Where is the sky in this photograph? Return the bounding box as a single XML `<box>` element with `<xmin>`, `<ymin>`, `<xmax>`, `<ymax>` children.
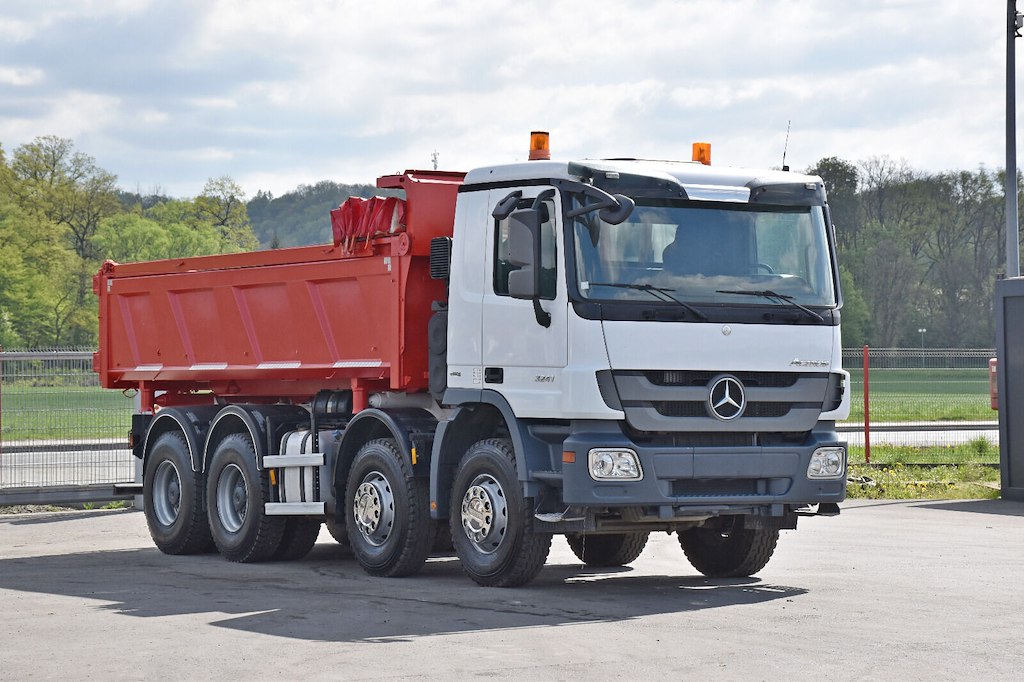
<box><xmin>0</xmin><ymin>0</ymin><xmax>1015</xmax><ymax>199</ymax></box>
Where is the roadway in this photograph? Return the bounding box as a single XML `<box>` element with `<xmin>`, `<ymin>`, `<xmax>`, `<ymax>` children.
<box><xmin>0</xmin><ymin>500</ymin><xmax>1021</xmax><ymax>679</ymax></box>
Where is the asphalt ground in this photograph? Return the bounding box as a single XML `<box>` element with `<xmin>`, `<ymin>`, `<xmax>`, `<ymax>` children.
<box><xmin>1</xmin><ymin>499</ymin><xmax>1022</xmax><ymax>680</ymax></box>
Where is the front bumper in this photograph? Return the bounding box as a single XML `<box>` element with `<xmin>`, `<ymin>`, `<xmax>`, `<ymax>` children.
<box><xmin>560</xmin><ymin>421</ymin><xmax>846</xmax><ymax>514</ymax></box>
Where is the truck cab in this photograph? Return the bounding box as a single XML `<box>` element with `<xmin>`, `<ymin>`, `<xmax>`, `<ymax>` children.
<box><xmin>431</xmin><ymin>155</ymin><xmax>848</xmax><ymax>581</ymax></box>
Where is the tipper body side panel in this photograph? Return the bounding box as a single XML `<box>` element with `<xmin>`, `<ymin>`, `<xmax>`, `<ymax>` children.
<box><xmin>93</xmin><ymin>170</ymin><xmax>463</xmax><ymax>403</ymax></box>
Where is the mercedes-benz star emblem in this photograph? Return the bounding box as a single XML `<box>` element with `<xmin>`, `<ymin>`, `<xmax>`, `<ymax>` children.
<box><xmin>707</xmin><ymin>375</ymin><xmax>746</xmax><ymax>421</ymax></box>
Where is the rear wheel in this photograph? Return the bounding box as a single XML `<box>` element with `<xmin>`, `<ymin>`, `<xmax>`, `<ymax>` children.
<box><xmin>450</xmin><ymin>439</ymin><xmax>551</xmax><ymax>587</ymax></box>
<box><xmin>432</xmin><ymin>520</ymin><xmax>454</xmax><ymax>554</ymax></box>
<box><xmin>566</xmin><ymin>532</ymin><xmax>649</xmax><ymax>567</ymax></box>
<box><xmin>273</xmin><ymin>518</ymin><xmax>322</xmax><ymax>561</ymax></box>
<box><xmin>143</xmin><ymin>432</ymin><xmax>213</xmax><ymax>554</ymax></box>
<box><xmin>206</xmin><ymin>433</ymin><xmax>286</xmax><ymax>562</ymax></box>
<box><xmin>678</xmin><ymin>516</ymin><xmax>779</xmax><ymax>578</ymax></box>
<box><xmin>344</xmin><ymin>438</ymin><xmax>434</xmax><ymax>577</ymax></box>
<box><xmin>324</xmin><ymin>516</ymin><xmax>353</xmax><ymax>555</ymax></box>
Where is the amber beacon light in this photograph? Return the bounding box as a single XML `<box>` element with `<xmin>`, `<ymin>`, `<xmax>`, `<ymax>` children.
<box><xmin>692</xmin><ymin>141</ymin><xmax>711</xmax><ymax>165</ymax></box>
<box><xmin>529</xmin><ymin>131</ymin><xmax>551</xmax><ymax>160</ymax></box>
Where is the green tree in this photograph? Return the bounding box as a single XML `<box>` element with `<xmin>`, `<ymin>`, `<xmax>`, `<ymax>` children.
<box><xmin>92</xmin><ymin>214</ymin><xmax>172</xmax><ymax>263</ymax></box>
<box><xmin>0</xmin><ymin>146</ymin><xmax>79</xmax><ymax>346</ymax></box>
<box><xmin>93</xmin><ymin>213</ymin><xmax>224</xmax><ymax>263</ymax></box>
<box><xmin>247</xmin><ymin>180</ymin><xmax>389</xmax><ymax>248</ymax></box>
<box><xmin>838</xmin><ymin>265</ymin><xmax>870</xmax><ymax>348</ymax></box>
<box><xmin>5</xmin><ymin>135</ymin><xmax>119</xmax><ymax>260</ymax></box>
<box><xmin>195</xmin><ymin>176</ymin><xmax>258</xmax><ymax>251</ymax></box>
<box><xmin>808</xmin><ymin>157</ymin><xmax>861</xmax><ymax>250</ymax></box>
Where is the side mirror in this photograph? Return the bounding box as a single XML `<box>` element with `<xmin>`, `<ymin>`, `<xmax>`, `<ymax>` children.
<box><xmin>507</xmin><ymin>208</ymin><xmax>540</xmax><ymax>299</ymax></box>
<box><xmin>599</xmin><ymin>194</ymin><xmax>635</xmax><ymax>225</ymax></box>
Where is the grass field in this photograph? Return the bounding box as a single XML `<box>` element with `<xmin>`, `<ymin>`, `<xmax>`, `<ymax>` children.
<box><xmin>0</xmin><ymin>368</ymin><xmax>996</xmax><ymax>439</ymax></box>
<box><xmin>841</xmin><ymin>367</ymin><xmax>993</xmax><ymax>422</ymax></box>
<box><xmin>846</xmin><ymin>462</ymin><xmax>1000</xmax><ymax>500</ymax></box>
<box><xmin>848</xmin><ymin>438</ymin><xmax>999</xmax><ymax>464</ymax></box>
<box><xmin>0</xmin><ymin>384</ymin><xmax>132</xmax><ymax>441</ymax></box>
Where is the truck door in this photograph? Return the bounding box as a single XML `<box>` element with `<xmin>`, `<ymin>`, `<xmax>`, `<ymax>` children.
<box><xmin>481</xmin><ymin>187</ymin><xmax>568</xmax><ymax>416</ymax></box>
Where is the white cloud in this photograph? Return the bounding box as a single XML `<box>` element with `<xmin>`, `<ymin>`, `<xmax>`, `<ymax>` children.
<box><xmin>0</xmin><ymin>0</ymin><xmax>1017</xmax><ymax>197</ymax></box>
<box><xmin>0</xmin><ymin>91</ymin><xmax>121</xmax><ymax>146</ymax></box>
<box><xmin>0</xmin><ymin>66</ymin><xmax>44</xmax><ymax>86</ymax></box>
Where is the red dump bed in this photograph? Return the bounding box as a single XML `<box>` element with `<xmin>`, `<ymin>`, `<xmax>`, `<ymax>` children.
<box><xmin>94</xmin><ymin>170</ymin><xmax>464</xmax><ymax>407</ymax></box>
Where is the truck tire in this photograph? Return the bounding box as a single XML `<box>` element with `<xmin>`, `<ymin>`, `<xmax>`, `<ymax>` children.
<box><xmin>344</xmin><ymin>438</ymin><xmax>433</xmax><ymax>577</ymax></box>
<box><xmin>678</xmin><ymin>517</ymin><xmax>779</xmax><ymax>578</ymax></box>
<box><xmin>450</xmin><ymin>438</ymin><xmax>552</xmax><ymax>587</ymax></box>
<box><xmin>432</xmin><ymin>520</ymin><xmax>454</xmax><ymax>554</ymax></box>
<box><xmin>206</xmin><ymin>433</ymin><xmax>286</xmax><ymax>562</ymax></box>
<box><xmin>143</xmin><ymin>432</ymin><xmax>213</xmax><ymax>555</ymax></box>
<box><xmin>324</xmin><ymin>516</ymin><xmax>353</xmax><ymax>556</ymax></box>
<box><xmin>273</xmin><ymin>518</ymin><xmax>321</xmax><ymax>561</ymax></box>
<box><xmin>566</xmin><ymin>532</ymin><xmax>649</xmax><ymax>567</ymax></box>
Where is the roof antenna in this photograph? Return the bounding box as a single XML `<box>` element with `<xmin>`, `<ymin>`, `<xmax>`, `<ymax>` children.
<box><xmin>781</xmin><ymin>120</ymin><xmax>791</xmax><ymax>172</ymax></box>
<box><xmin>431</xmin><ymin>150</ymin><xmax>439</xmax><ymax>171</ymax></box>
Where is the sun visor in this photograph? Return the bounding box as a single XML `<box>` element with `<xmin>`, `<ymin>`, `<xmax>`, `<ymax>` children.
<box><xmin>680</xmin><ymin>184</ymin><xmax>751</xmax><ymax>202</ymax></box>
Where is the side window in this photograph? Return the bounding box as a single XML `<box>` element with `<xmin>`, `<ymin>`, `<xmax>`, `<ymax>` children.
<box><xmin>493</xmin><ymin>198</ymin><xmax>557</xmax><ymax>300</ymax></box>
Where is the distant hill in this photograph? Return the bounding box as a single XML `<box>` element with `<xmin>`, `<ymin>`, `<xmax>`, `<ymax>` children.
<box><xmin>247</xmin><ymin>180</ymin><xmax>401</xmax><ymax>248</ymax></box>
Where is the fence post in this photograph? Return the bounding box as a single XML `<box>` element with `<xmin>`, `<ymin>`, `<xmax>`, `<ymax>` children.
<box><xmin>862</xmin><ymin>345</ymin><xmax>871</xmax><ymax>464</ymax></box>
<box><xmin>0</xmin><ymin>346</ymin><xmax>4</xmax><ymax>485</ymax></box>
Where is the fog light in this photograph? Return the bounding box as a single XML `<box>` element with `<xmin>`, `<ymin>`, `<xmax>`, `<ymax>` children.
<box><xmin>807</xmin><ymin>447</ymin><xmax>846</xmax><ymax>479</ymax></box>
<box><xmin>588</xmin><ymin>448</ymin><xmax>642</xmax><ymax>481</ymax></box>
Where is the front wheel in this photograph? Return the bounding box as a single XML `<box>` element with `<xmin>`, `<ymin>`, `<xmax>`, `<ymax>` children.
<box><xmin>678</xmin><ymin>517</ymin><xmax>779</xmax><ymax>578</ymax></box>
<box><xmin>344</xmin><ymin>438</ymin><xmax>433</xmax><ymax>577</ymax></box>
<box><xmin>566</xmin><ymin>532</ymin><xmax>649</xmax><ymax>567</ymax></box>
<box><xmin>450</xmin><ymin>439</ymin><xmax>551</xmax><ymax>587</ymax></box>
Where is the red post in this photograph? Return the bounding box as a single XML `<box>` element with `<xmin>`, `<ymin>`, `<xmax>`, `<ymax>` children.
<box><xmin>138</xmin><ymin>381</ymin><xmax>155</xmax><ymax>414</ymax></box>
<box><xmin>863</xmin><ymin>345</ymin><xmax>871</xmax><ymax>464</ymax></box>
<box><xmin>0</xmin><ymin>346</ymin><xmax>4</xmax><ymax>464</ymax></box>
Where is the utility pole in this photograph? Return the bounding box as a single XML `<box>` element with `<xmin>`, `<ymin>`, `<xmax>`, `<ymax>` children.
<box><xmin>1007</xmin><ymin>1</ymin><xmax>1022</xmax><ymax>278</ymax></box>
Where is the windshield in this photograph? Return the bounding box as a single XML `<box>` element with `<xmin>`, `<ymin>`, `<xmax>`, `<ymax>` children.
<box><xmin>572</xmin><ymin>199</ymin><xmax>836</xmax><ymax>307</ymax></box>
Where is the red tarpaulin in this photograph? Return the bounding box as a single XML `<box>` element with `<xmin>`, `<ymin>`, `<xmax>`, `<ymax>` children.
<box><xmin>330</xmin><ymin>196</ymin><xmax>406</xmax><ymax>252</ymax></box>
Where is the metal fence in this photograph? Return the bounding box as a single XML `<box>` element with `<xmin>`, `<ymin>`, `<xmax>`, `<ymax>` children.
<box><xmin>839</xmin><ymin>347</ymin><xmax>997</xmax><ymax>452</ymax></box>
<box><xmin>0</xmin><ymin>346</ymin><xmax>1002</xmax><ymax>505</ymax></box>
<box><xmin>0</xmin><ymin>349</ymin><xmax>137</xmax><ymax>505</ymax></box>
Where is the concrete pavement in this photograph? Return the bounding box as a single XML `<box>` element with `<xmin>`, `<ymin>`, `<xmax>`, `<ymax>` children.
<box><xmin>1</xmin><ymin>499</ymin><xmax>1022</xmax><ymax>679</ymax></box>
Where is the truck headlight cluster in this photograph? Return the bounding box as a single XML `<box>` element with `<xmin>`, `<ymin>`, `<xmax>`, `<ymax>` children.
<box><xmin>807</xmin><ymin>447</ymin><xmax>846</xmax><ymax>480</ymax></box>
<box><xmin>588</xmin><ymin>448</ymin><xmax>643</xmax><ymax>481</ymax></box>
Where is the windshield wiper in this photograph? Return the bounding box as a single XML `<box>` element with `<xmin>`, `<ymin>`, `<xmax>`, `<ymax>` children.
<box><xmin>716</xmin><ymin>289</ymin><xmax>824</xmax><ymax>322</ymax></box>
<box><xmin>590</xmin><ymin>282</ymin><xmax>708</xmax><ymax>321</ymax></box>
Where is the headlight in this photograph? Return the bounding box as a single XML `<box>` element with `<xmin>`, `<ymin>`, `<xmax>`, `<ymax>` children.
<box><xmin>588</xmin><ymin>448</ymin><xmax>643</xmax><ymax>481</ymax></box>
<box><xmin>807</xmin><ymin>447</ymin><xmax>846</xmax><ymax>479</ymax></box>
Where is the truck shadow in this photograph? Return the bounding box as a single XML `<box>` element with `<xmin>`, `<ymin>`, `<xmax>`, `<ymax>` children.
<box><xmin>0</xmin><ymin>541</ymin><xmax>806</xmax><ymax>643</ymax></box>
<box><xmin>913</xmin><ymin>498</ymin><xmax>1024</xmax><ymax>517</ymax></box>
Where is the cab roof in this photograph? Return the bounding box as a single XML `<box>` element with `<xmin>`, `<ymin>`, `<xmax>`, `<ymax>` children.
<box><xmin>463</xmin><ymin>158</ymin><xmax>825</xmax><ymax>204</ymax></box>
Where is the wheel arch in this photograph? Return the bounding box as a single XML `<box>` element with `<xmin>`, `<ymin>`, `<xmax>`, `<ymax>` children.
<box><xmin>203</xmin><ymin>404</ymin><xmax>310</xmax><ymax>473</ymax></box>
<box><xmin>333</xmin><ymin>407</ymin><xmax>438</xmax><ymax>525</ymax></box>
<box><xmin>430</xmin><ymin>389</ymin><xmax>552</xmax><ymax>519</ymax></box>
<box><xmin>143</xmin><ymin>406</ymin><xmax>221</xmax><ymax>473</ymax></box>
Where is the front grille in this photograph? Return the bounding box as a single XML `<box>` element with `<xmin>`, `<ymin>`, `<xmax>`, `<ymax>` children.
<box><xmin>651</xmin><ymin>401</ymin><xmax>791</xmax><ymax>418</ymax></box>
<box><xmin>671</xmin><ymin>478</ymin><xmax>760</xmax><ymax>497</ymax></box>
<box><xmin>613</xmin><ymin>369</ymin><xmax>829</xmax><ymax>433</ymax></box>
<box><xmin>645</xmin><ymin>370</ymin><xmax>811</xmax><ymax>388</ymax></box>
<box><xmin>650</xmin><ymin>401</ymin><xmax>705</xmax><ymax>418</ymax></box>
<box><xmin>627</xmin><ymin>430</ymin><xmax>759</xmax><ymax>447</ymax></box>
<box><xmin>670</xmin><ymin>477</ymin><xmax>792</xmax><ymax>498</ymax></box>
